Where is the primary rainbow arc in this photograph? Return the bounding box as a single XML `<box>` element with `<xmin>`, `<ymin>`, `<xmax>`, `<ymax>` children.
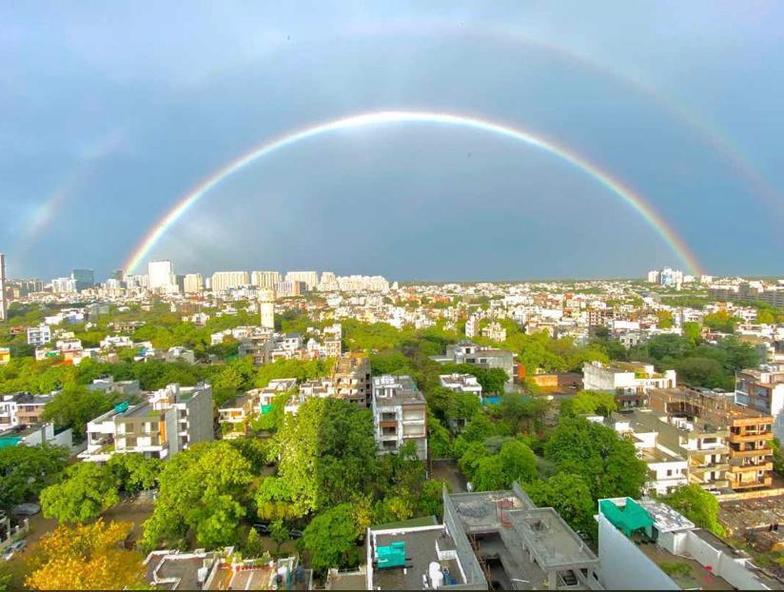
<box><xmin>123</xmin><ymin>110</ymin><xmax>702</xmax><ymax>275</ymax></box>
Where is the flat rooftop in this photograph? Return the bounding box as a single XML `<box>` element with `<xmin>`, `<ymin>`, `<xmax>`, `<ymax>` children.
<box><xmin>370</xmin><ymin>524</ymin><xmax>464</xmax><ymax>590</ymax></box>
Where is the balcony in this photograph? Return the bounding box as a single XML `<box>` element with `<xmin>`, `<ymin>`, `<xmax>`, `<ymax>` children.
<box><xmin>731</xmin><ymin>476</ymin><xmax>773</xmax><ymax>490</ymax></box>
<box><xmin>730</xmin><ymin>448</ymin><xmax>773</xmax><ymax>458</ymax></box>
<box><xmin>689</xmin><ymin>462</ymin><xmax>730</xmax><ymax>473</ymax></box>
<box><xmin>730</xmin><ymin>432</ymin><xmax>774</xmax><ymax>443</ymax></box>
<box><xmin>729</xmin><ymin>461</ymin><xmax>773</xmax><ymax>472</ymax></box>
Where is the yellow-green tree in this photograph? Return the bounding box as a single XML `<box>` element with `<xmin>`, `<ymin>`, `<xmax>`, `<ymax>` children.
<box><xmin>25</xmin><ymin>520</ymin><xmax>144</xmax><ymax>590</ymax></box>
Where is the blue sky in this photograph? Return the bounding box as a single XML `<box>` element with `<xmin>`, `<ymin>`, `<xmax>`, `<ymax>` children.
<box><xmin>1</xmin><ymin>1</ymin><xmax>782</xmax><ymax>281</ymax></box>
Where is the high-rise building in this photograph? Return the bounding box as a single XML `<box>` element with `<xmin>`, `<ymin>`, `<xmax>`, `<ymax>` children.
<box><xmin>148</xmin><ymin>260</ymin><xmax>176</xmax><ymax>292</ymax></box>
<box><xmin>71</xmin><ymin>268</ymin><xmax>95</xmax><ymax>291</ymax></box>
<box><xmin>250</xmin><ymin>271</ymin><xmax>280</xmax><ymax>290</ymax></box>
<box><xmin>51</xmin><ymin>277</ymin><xmax>77</xmax><ymax>293</ymax></box>
<box><xmin>285</xmin><ymin>271</ymin><xmax>318</xmax><ymax>291</ymax></box>
<box><xmin>183</xmin><ymin>273</ymin><xmax>204</xmax><ymax>294</ymax></box>
<box><xmin>210</xmin><ymin>271</ymin><xmax>249</xmax><ymax>292</ymax></box>
<box><xmin>0</xmin><ymin>254</ymin><xmax>6</xmax><ymax>322</ymax></box>
<box><xmin>258</xmin><ymin>289</ymin><xmax>275</xmax><ymax>330</ymax></box>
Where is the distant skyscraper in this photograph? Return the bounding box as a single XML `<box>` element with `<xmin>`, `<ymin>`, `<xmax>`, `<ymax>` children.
<box><xmin>259</xmin><ymin>289</ymin><xmax>275</xmax><ymax>330</ymax></box>
<box><xmin>148</xmin><ymin>260</ymin><xmax>176</xmax><ymax>292</ymax></box>
<box><xmin>71</xmin><ymin>269</ymin><xmax>95</xmax><ymax>291</ymax></box>
<box><xmin>210</xmin><ymin>271</ymin><xmax>249</xmax><ymax>292</ymax></box>
<box><xmin>51</xmin><ymin>277</ymin><xmax>77</xmax><ymax>293</ymax></box>
<box><xmin>183</xmin><ymin>273</ymin><xmax>204</xmax><ymax>294</ymax></box>
<box><xmin>250</xmin><ymin>271</ymin><xmax>281</xmax><ymax>290</ymax></box>
<box><xmin>0</xmin><ymin>254</ymin><xmax>6</xmax><ymax>322</ymax></box>
<box><xmin>285</xmin><ymin>271</ymin><xmax>318</xmax><ymax>291</ymax></box>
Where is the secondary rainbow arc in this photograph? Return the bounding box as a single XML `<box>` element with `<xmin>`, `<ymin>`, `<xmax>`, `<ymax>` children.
<box><xmin>123</xmin><ymin>110</ymin><xmax>702</xmax><ymax>275</ymax></box>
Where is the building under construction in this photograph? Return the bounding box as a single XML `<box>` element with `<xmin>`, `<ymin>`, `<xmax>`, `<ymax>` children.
<box><xmin>649</xmin><ymin>388</ymin><xmax>773</xmax><ymax>490</ymax></box>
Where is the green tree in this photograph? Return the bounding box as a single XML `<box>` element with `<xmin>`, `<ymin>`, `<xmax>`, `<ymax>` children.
<box><xmin>544</xmin><ymin>417</ymin><xmax>647</xmax><ymax>501</ymax></box>
<box><xmin>0</xmin><ymin>445</ymin><xmax>68</xmax><ymax>512</ymax></box>
<box><xmin>270</xmin><ymin>519</ymin><xmax>289</xmax><ymax>555</ymax></box>
<box><xmin>663</xmin><ymin>484</ymin><xmax>725</xmax><ymax>537</ymax></box>
<box><xmin>142</xmin><ymin>441</ymin><xmax>253</xmax><ymax>549</ymax></box>
<box><xmin>566</xmin><ymin>391</ymin><xmax>617</xmax><ymax>417</ymax></box>
<box><xmin>683</xmin><ymin>321</ymin><xmax>701</xmax><ymax>344</ymax></box>
<box><xmin>107</xmin><ymin>453</ymin><xmax>162</xmax><ymax>494</ymax></box>
<box><xmin>525</xmin><ymin>474</ymin><xmax>596</xmax><ymax>536</ymax></box>
<box><xmin>703</xmin><ymin>311</ymin><xmax>739</xmax><ymax>334</ymax></box>
<box><xmin>301</xmin><ymin>504</ymin><xmax>361</xmax><ymax>572</ymax></box>
<box><xmin>40</xmin><ymin>463</ymin><xmax>120</xmax><ymax>523</ymax></box>
<box><xmin>42</xmin><ymin>384</ymin><xmax>115</xmax><ymax>442</ymax></box>
<box><xmin>245</xmin><ymin>527</ymin><xmax>263</xmax><ymax>558</ymax></box>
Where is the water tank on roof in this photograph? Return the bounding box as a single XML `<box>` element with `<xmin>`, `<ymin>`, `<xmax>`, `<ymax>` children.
<box><xmin>114</xmin><ymin>401</ymin><xmax>129</xmax><ymax>414</ymax></box>
<box><xmin>429</xmin><ymin>562</ymin><xmax>444</xmax><ymax>589</ymax></box>
<box><xmin>376</xmin><ymin>541</ymin><xmax>406</xmax><ymax>569</ymax></box>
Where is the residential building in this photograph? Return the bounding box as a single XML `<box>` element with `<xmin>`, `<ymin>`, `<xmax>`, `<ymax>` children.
<box><xmin>332</xmin><ymin>353</ymin><xmax>371</xmax><ymax>406</ymax></box>
<box><xmin>0</xmin><ymin>393</ymin><xmax>53</xmax><ymax>427</ymax></box>
<box><xmin>250</xmin><ymin>270</ymin><xmax>281</xmax><ymax>290</ymax></box>
<box><xmin>0</xmin><ymin>254</ymin><xmax>6</xmax><ymax>322</ymax></box>
<box><xmin>218</xmin><ymin>393</ymin><xmax>256</xmax><ymax>439</ymax></box>
<box><xmin>145</xmin><ymin>549</ymin><xmax>311</xmax><ymax>591</ymax></box>
<box><xmin>70</xmin><ymin>268</ymin><xmax>94</xmax><ymax>291</ymax></box>
<box><xmin>275</xmin><ymin>280</ymin><xmax>303</xmax><ymax>297</ymax></box>
<box><xmin>259</xmin><ymin>289</ymin><xmax>275</xmax><ymax>330</ymax></box>
<box><xmin>210</xmin><ymin>271</ymin><xmax>249</xmax><ymax>292</ymax></box>
<box><xmin>363</xmin><ymin>515</ymin><xmax>486</xmax><ymax>591</ymax></box>
<box><xmin>80</xmin><ymin>383</ymin><xmax>213</xmax><ymax>462</ymax></box>
<box><xmin>256</xmin><ymin>378</ymin><xmax>298</xmax><ymax>414</ymax></box>
<box><xmin>433</xmin><ymin>342</ymin><xmax>514</xmax><ymax>392</ymax></box>
<box><xmin>446</xmin><ymin>485</ymin><xmax>601</xmax><ymax>590</ymax></box>
<box><xmin>606</xmin><ymin>411</ymin><xmax>688</xmax><ymax>496</ymax></box>
<box><xmin>480</xmin><ymin>321</ymin><xmax>507</xmax><ymax>343</ymax></box>
<box><xmin>583</xmin><ymin>360</ymin><xmax>676</xmax><ymax>405</ymax></box>
<box><xmin>371</xmin><ymin>375</ymin><xmax>427</xmax><ymax>460</ymax></box>
<box><xmin>597</xmin><ymin>497</ymin><xmax>778</xmax><ymax>590</ymax></box>
<box><xmin>26</xmin><ymin>324</ymin><xmax>52</xmax><ymax>346</ymax></box>
<box><xmin>165</xmin><ymin>346</ymin><xmax>196</xmax><ymax>364</ymax></box>
<box><xmin>285</xmin><ymin>271</ymin><xmax>318</xmax><ymax>291</ymax></box>
<box><xmin>51</xmin><ymin>276</ymin><xmax>77</xmax><ymax>293</ymax></box>
<box><xmin>87</xmin><ymin>377</ymin><xmax>141</xmax><ymax>397</ymax></box>
<box><xmin>735</xmin><ymin>368</ymin><xmax>784</xmax><ymax>441</ymax></box>
<box><xmin>651</xmin><ymin>388</ymin><xmax>774</xmax><ymax>490</ymax></box>
<box><xmin>465</xmin><ymin>315</ymin><xmax>478</xmax><ymax>338</ymax></box>
<box><xmin>439</xmin><ymin>373</ymin><xmax>483</xmax><ymax>400</ymax></box>
<box><xmin>0</xmin><ymin>423</ymin><xmax>72</xmax><ymax>449</ymax></box>
<box><xmin>183</xmin><ymin>273</ymin><xmax>204</xmax><ymax>293</ymax></box>
<box><xmin>148</xmin><ymin>260</ymin><xmax>176</xmax><ymax>292</ymax></box>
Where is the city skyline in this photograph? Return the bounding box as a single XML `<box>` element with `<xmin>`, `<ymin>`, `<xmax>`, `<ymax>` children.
<box><xmin>2</xmin><ymin>1</ymin><xmax>784</xmax><ymax>279</ymax></box>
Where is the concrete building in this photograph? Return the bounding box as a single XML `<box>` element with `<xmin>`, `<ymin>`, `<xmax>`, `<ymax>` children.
<box><xmin>210</xmin><ymin>271</ymin><xmax>249</xmax><ymax>292</ymax></box>
<box><xmin>0</xmin><ymin>423</ymin><xmax>72</xmax><ymax>449</ymax></box>
<box><xmin>481</xmin><ymin>321</ymin><xmax>507</xmax><ymax>343</ymax></box>
<box><xmin>183</xmin><ymin>273</ymin><xmax>204</xmax><ymax>294</ymax></box>
<box><xmin>332</xmin><ymin>353</ymin><xmax>371</xmax><ymax>406</ymax></box>
<box><xmin>433</xmin><ymin>342</ymin><xmax>515</xmax><ymax>392</ymax></box>
<box><xmin>597</xmin><ymin>497</ymin><xmax>778</xmax><ymax>590</ymax></box>
<box><xmin>371</xmin><ymin>375</ymin><xmax>427</xmax><ymax>460</ymax></box>
<box><xmin>285</xmin><ymin>271</ymin><xmax>318</xmax><ymax>291</ymax></box>
<box><xmin>148</xmin><ymin>260</ymin><xmax>176</xmax><ymax>292</ymax></box>
<box><xmin>362</xmin><ymin>516</ymin><xmax>487</xmax><ymax>591</ymax></box>
<box><xmin>446</xmin><ymin>485</ymin><xmax>602</xmax><ymax>590</ymax></box>
<box><xmin>651</xmin><ymin>388</ymin><xmax>774</xmax><ymax>491</ymax></box>
<box><xmin>0</xmin><ymin>393</ymin><xmax>53</xmax><ymax>427</ymax></box>
<box><xmin>51</xmin><ymin>276</ymin><xmax>77</xmax><ymax>293</ymax></box>
<box><xmin>26</xmin><ymin>324</ymin><xmax>52</xmax><ymax>346</ymax></box>
<box><xmin>80</xmin><ymin>383</ymin><xmax>213</xmax><ymax>462</ymax></box>
<box><xmin>259</xmin><ymin>289</ymin><xmax>275</xmax><ymax>330</ymax></box>
<box><xmin>439</xmin><ymin>373</ymin><xmax>483</xmax><ymax>399</ymax></box>
<box><xmin>0</xmin><ymin>254</ymin><xmax>6</xmax><ymax>322</ymax></box>
<box><xmin>735</xmin><ymin>368</ymin><xmax>784</xmax><ymax>441</ymax></box>
<box><xmin>87</xmin><ymin>377</ymin><xmax>141</xmax><ymax>397</ymax></box>
<box><xmin>218</xmin><ymin>393</ymin><xmax>256</xmax><ymax>439</ymax></box>
<box><xmin>583</xmin><ymin>361</ymin><xmax>677</xmax><ymax>403</ymax></box>
<box><xmin>250</xmin><ymin>270</ymin><xmax>281</xmax><ymax>290</ymax></box>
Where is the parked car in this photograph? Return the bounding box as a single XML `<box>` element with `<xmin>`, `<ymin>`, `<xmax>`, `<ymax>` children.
<box><xmin>11</xmin><ymin>503</ymin><xmax>39</xmax><ymax>517</ymax></box>
<box><xmin>288</xmin><ymin>529</ymin><xmax>303</xmax><ymax>539</ymax></box>
<box><xmin>3</xmin><ymin>540</ymin><xmax>26</xmax><ymax>561</ymax></box>
<box><xmin>252</xmin><ymin>522</ymin><xmax>270</xmax><ymax>535</ymax></box>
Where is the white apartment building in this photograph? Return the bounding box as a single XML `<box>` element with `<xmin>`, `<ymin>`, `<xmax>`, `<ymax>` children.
<box><xmin>250</xmin><ymin>271</ymin><xmax>281</xmax><ymax>290</ymax></box>
<box><xmin>371</xmin><ymin>375</ymin><xmax>427</xmax><ymax>461</ymax></box>
<box><xmin>26</xmin><ymin>324</ymin><xmax>52</xmax><ymax>346</ymax></box>
<box><xmin>211</xmin><ymin>271</ymin><xmax>250</xmax><ymax>292</ymax></box>
<box><xmin>148</xmin><ymin>260</ymin><xmax>177</xmax><ymax>292</ymax></box>
<box><xmin>439</xmin><ymin>373</ymin><xmax>483</xmax><ymax>399</ymax></box>
<box><xmin>285</xmin><ymin>271</ymin><xmax>319</xmax><ymax>291</ymax></box>
<box><xmin>597</xmin><ymin>497</ymin><xmax>777</xmax><ymax>590</ymax></box>
<box><xmin>183</xmin><ymin>273</ymin><xmax>204</xmax><ymax>293</ymax></box>
<box><xmin>80</xmin><ymin>383</ymin><xmax>213</xmax><ymax>462</ymax></box>
<box><xmin>583</xmin><ymin>361</ymin><xmax>677</xmax><ymax>395</ymax></box>
<box><xmin>481</xmin><ymin>321</ymin><xmax>507</xmax><ymax>343</ymax></box>
<box><xmin>51</xmin><ymin>277</ymin><xmax>77</xmax><ymax>293</ymax></box>
<box><xmin>735</xmin><ymin>368</ymin><xmax>784</xmax><ymax>441</ymax></box>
